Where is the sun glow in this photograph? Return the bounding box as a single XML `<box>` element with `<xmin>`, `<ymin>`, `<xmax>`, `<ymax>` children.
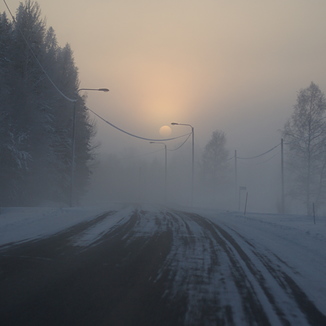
<box><xmin>118</xmin><ymin>58</ymin><xmax>204</xmax><ymax>129</ymax></box>
<box><xmin>159</xmin><ymin>125</ymin><xmax>172</xmax><ymax>137</ymax></box>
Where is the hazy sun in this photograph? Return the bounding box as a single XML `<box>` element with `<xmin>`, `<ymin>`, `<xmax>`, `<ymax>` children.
<box><xmin>159</xmin><ymin>125</ymin><xmax>172</xmax><ymax>137</ymax></box>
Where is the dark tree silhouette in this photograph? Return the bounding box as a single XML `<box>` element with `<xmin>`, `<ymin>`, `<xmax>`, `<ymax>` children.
<box><xmin>0</xmin><ymin>1</ymin><xmax>96</xmax><ymax>206</ymax></box>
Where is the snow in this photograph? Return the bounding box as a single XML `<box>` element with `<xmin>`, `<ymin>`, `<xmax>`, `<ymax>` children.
<box><xmin>0</xmin><ymin>206</ymin><xmax>110</xmax><ymax>247</ymax></box>
<box><xmin>1</xmin><ymin>204</ymin><xmax>326</xmax><ymax>324</ymax></box>
<box><xmin>194</xmin><ymin>209</ymin><xmax>326</xmax><ymax>318</ymax></box>
<box><xmin>72</xmin><ymin>206</ymin><xmax>134</xmax><ymax>247</ymax></box>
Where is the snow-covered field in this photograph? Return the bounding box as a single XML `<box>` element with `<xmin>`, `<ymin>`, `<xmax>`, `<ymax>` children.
<box><xmin>1</xmin><ymin>205</ymin><xmax>326</xmax><ymax>325</ymax></box>
<box><xmin>2</xmin><ymin>205</ymin><xmax>324</xmax><ymax>252</ymax></box>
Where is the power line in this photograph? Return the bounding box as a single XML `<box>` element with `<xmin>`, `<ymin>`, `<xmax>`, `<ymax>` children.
<box><xmin>254</xmin><ymin>151</ymin><xmax>280</xmax><ymax>165</ymax></box>
<box><xmin>87</xmin><ymin>107</ymin><xmax>191</xmax><ymax>142</ymax></box>
<box><xmin>240</xmin><ymin>151</ymin><xmax>280</xmax><ymax>167</ymax></box>
<box><xmin>3</xmin><ymin>0</ymin><xmax>284</xmax><ymax>162</ymax></box>
<box><xmin>237</xmin><ymin>143</ymin><xmax>281</xmax><ymax>160</ymax></box>
<box><xmin>3</xmin><ymin>0</ymin><xmax>192</xmax><ymax>143</ymax></box>
<box><xmin>226</xmin><ymin>155</ymin><xmax>235</xmax><ymax>162</ymax></box>
<box><xmin>168</xmin><ymin>132</ymin><xmax>192</xmax><ymax>151</ymax></box>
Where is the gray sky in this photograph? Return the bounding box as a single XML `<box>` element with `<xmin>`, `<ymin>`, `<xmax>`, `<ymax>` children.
<box><xmin>3</xmin><ymin>0</ymin><xmax>326</xmax><ymax>155</ymax></box>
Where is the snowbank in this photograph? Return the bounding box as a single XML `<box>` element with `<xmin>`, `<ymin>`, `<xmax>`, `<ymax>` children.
<box><xmin>0</xmin><ymin>206</ymin><xmax>109</xmax><ymax>247</ymax></box>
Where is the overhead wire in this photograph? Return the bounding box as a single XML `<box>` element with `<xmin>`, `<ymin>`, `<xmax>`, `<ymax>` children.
<box><xmin>226</xmin><ymin>154</ymin><xmax>235</xmax><ymax>162</ymax></box>
<box><xmin>4</xmin><ymin>0</ymin><xmax>289</xmax><ymax>157</ymax></box>
<box><xmin>87</xmin><ymin>107</ymin><xmax>191</xmax><ymax>142</ymax></box>
<box><xmin>3</xmin><ymin>0</ymin><xmax>193</xmax><ymax>144</ymax></box>
<box><xmin>253</xmin><ymin>151</ymin><xmax>280</xmax><ymax>165</ymax></box>
<box><xmin>6</xmin><ymin>0</ymin><xmax>283</xmax><ymax>157</ymax></box>
<box><xmin>237</xmin><ymin>143</ymin><xmax>281</xmax><ymax>160</ymax></box>
<box><xmin>168</xmin><ymin>132</ymin><xmax>192</xmax><ymax>151</ymax></box>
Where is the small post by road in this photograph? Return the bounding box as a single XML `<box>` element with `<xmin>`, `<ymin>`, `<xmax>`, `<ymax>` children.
<box><xmin>244</xmin><ymin>192</ymin><xmax>248</xmax><ymax>215</ymax></box>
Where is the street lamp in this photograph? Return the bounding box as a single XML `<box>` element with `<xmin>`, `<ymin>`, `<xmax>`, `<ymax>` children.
<box><xmin>150</xmin><ymin>142</ymin><xmax>167</xmax><ymax>203</ymax></box>
<box><xmin>171</xmin><ymin>122</ymin><xmax>194</xmax><ymax>206</ymax></box>
<box><xmin>70</xmin><ymin>88</ymin><xmax>109</xmax><ymax>207</ymax></box>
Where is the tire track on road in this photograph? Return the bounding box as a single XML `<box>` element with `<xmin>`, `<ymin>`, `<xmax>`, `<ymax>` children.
<box><xmin>222</xmin><ymin>223</ymin><xmax>326</xmax><ymax>326</ymax></box>
<box><xmin>252</xmin><ymin>249</ymin><xmax>326</xmax><ymax>326</ymax></box>
<box><xmin>3</xmin><ymin>206</ymin><xmax>325</xmax><ymax>325</ymax></box>
<box><xmin>183</xmin><ymin>211</ymin><xmax>326</xmax><ymax>326</ymax></box>
<box><xmin>184</xmin><ymin>211</ymin><xmax>275</xmax><ymax>326</ymax></box>
<box><xmin>155</xmin><ymin>210</ymin><xmax>226</xmax><ymax>325</ymax></box>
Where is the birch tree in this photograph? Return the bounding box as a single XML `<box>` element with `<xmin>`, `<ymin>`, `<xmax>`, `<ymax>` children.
<box><xmin>283</xmin><ymin>82</ymin><xmax>326</xmax><ymax>214</ymax></box>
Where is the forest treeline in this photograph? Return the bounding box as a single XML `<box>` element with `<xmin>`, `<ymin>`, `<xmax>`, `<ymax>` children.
<box><xmin>0</xmin><ymin>1</ymin><xmax>95</xmax><ymax>206</ymax></box>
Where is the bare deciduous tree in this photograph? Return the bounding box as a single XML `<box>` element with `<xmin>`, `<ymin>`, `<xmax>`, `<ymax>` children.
<box><xmin>283</xmin><ymin>82</ymin><xmax>326</xmax><ymax>214</ymax></box>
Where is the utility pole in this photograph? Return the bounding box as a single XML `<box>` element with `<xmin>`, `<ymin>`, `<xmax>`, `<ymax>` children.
<box><xmin>171</xmin><ymin>122</ymin><xmax>194</xmax><ymax>206</ymax></box>
<box><xmin>150</xmin><ymin>142</ymin><xmax>167</xmax><ymax>203</ymax></box>
<box><xmin>235</xmin><ymin>150</ymin><xmax>238</xmax><ymax>210</ymax></box>
<box><xmin>191</xmin><ymin>126</ymin><xmax>194</xmax><ymax>206</ymax></box>
<box><xmin>281</xmin><ymin>138</ymin><xmax>285</xmax><ymax>213</ymax></box>
<box><xmin>70</xmin><ymin>88</ymin><xmax>109</xmax><ymax>207</ymax></box>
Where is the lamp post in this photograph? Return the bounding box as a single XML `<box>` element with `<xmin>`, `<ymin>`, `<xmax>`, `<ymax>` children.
<box><xmin>150</xmin><ymin>141</ymin><xmax>167</xmax><ymax>203</ymax></box>
<box><xmin>171</xmin><ymin>122</ymin><xmax>194</xmax><ymax>206</ymax></box>
<box><xmin>70</xmin><ymin>88</ymin><xmax>109</xmax><ymax>207</ymax></box>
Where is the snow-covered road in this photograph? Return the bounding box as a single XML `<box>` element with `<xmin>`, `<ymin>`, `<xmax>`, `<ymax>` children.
<box><xmin>1</xmin><ymin>206</ymin><xmax>325</xmax><ymax>325</ymax></box>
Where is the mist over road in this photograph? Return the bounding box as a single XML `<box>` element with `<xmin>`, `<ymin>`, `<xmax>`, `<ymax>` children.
<box><xmin>1</xmin><ymin>206</ymin><xmax>325</xmax><ymax>325</ymax></box>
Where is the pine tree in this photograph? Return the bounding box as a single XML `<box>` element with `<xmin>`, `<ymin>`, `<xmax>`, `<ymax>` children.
<box><xmin>0</xmin><ymin>1</ymin><xmax>96</xmax><ymax>206</ymax></box>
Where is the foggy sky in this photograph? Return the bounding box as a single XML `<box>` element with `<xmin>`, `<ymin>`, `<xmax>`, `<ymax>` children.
<box><xmin>2</xmin><ymin>0</ymin><xmax>326</xmax><ymax>211</ymax></box>
<box><xmin>3</xmin><ymin>0</ymin><xmax>326</xmax><ymax>155</ymax></box>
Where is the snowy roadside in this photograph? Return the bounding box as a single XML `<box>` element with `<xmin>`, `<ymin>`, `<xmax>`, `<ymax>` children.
<box><xmin>0</xmin><ymin>206</ymin><xmax>120</xmax><ymax>247</ymax></box>
<box><xmin>190</xmin><ymin>207</ymin><xmax>326</xmax><ymax>316</ymax></box>
<box><xmin>3</xmin><ymin>204</ymin><xmax>326</xmax><ymax>249</ymax></box>
<box><xmin>0</xmin><ymin>203</ymin><xmax>161</xmax><ymax>248</ymax></box>
<box><xmin>190</xmin><ymin>207</ymin><xmax>326</xmax><ymax>242</ymax></box>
